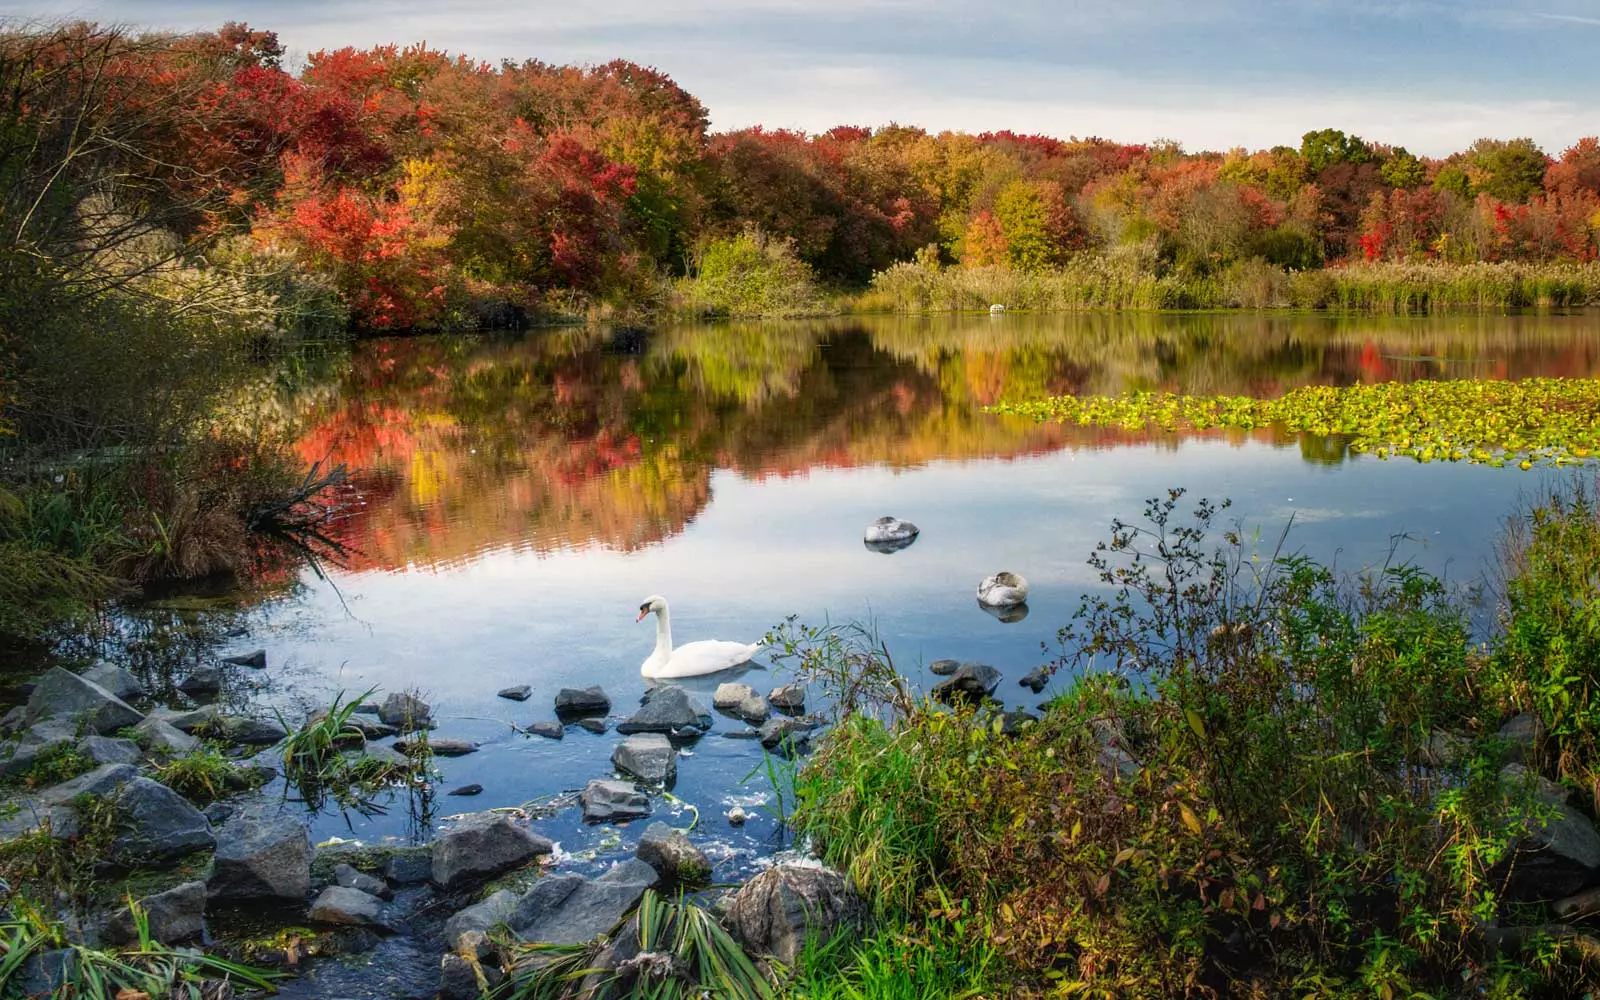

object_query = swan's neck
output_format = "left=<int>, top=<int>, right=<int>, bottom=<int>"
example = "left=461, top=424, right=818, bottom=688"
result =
left=653, top=607, right=674, bottom=660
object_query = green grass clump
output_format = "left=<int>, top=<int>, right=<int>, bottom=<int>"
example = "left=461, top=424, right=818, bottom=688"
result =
left=152, top=745, right=257, bottom=805
left=4, top=743, right=95, bottom=791
left=992, top=377, right=1600, bottom=468
left=786, top=899, right=996, bottom=1000
left=788, top=488, right=1600, bottom=998
left=277, top=688, right=426, bottom=813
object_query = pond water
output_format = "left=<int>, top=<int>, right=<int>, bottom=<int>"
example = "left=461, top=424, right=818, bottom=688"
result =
left=215, top=310, right=1600, bottom=867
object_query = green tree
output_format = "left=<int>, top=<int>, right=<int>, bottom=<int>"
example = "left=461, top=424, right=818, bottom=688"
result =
left=1381, top=147, right=1426, bottom=188
left=1468, top=138, right=1549, bottom=203
left=1300, top=128, right=1373, bottom=174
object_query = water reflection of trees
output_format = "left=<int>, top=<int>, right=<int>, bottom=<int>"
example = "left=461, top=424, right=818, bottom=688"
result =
left=289, top=312, right=1600, bottom=571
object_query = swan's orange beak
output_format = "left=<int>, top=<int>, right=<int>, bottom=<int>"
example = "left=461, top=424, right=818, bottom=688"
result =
left=635, top=609, right=648, bottom=622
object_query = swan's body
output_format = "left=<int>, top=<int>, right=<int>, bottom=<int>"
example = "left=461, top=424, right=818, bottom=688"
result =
left=977, top=571, right=1029, bottom=608
left=637, top=595, right=760, bottom=679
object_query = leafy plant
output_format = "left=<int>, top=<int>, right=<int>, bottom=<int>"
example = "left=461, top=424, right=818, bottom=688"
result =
left=152, top=745, right=254, bottom=805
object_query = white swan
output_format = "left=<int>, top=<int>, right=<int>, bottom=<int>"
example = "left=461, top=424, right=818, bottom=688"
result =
left=863, top=516, right=919, bottom=553
left=977, top=571, right=1029, bottom=608
left=636, top=595, right=760, bottom=679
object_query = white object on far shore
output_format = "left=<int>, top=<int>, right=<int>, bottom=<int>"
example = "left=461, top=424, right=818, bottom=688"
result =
left=977, top=571, right=1029, bottom=608
left=989, top=303, right=1005, bottom=314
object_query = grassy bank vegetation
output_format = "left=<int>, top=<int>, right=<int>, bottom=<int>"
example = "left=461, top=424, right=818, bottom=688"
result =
left=991, top=377, right=1600, bottom=468
left=782, top=487, right=1600, bottom=998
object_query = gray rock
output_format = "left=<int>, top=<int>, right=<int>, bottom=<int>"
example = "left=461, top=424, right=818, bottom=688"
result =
left=203, top=802, right=235, bottom=827
left=221, top=649, right=267, bottom=669
left=727, top=806, right=749, bottom=825
left=431, top=812, right=553, bottom=889
left=334, top=862, right=394, bottom=900
left=383, top=851, right=433, bottom=885
left=507, top=873, right=583, bottom=932
left=997, top=710, right=1039, bottom=737
left=395, top=736, right=477, bottom=757
left=0, top=718, right=79, bottom=778
left=448, top=784, right=484, bottom=797
left=350, top=717, right=399, bottom=740
left=616, top=687, right=711, bottom=735
left=25, top=667, right=144, bottom=734
left=758, top=717, right=817, bottom=754
left=636, top=822, right=711, bottom=884
left=378, top=692, right=433, bottom=730
left=0, top=704, right=27, bottom=733
left=439, top=953, right=502, bottom=1000
left=1502, top=763, right=1571, bottom=806
left=576, top=717, right=608, bottom=735
left=768, top=683, right=806, bottom=713
left=1500, top=713, right=1545, bottom=764
left=525, top=721, right=564, bottom=741
left=148, top=704, right=222, bottom=734
left=611, top=734, right=677, bottom=785
left=713, top=683, right=757, bottom=711
left=514, top=860, right=658, bottom=945
left=17, top=949, right=78, bottom=997
left=343, top=744, right=409, bottom=773
left=38, top=763, right=138, bottom=806
left=580, top=778, right=651, bottom=824
left=111, top=777, right=215, bottom=864
left=1417, top=729, right=1469, bottom=768
left=309, top=885, right=389, bottom=928
left=444, top=888, right=520, bottom=958
left=132, top=716, right=201, bottom=756
left=176, top=665, right=222, bottom=698
left=1501, top=800, right=1600, bottom=901
left=209, top=815, right=313, bottom=902
left=722, top=727, right=762, bottom=740
left=554, top=686, right=610, bottom=715
left=929, top=658, right=961, bottom=676
left=1018, top=666, right=1049, bottom=694
left=1098, top=745, right=1141, bottom=782
left=219, top=715, right=287, bottom=746
left=103, top=881, right=206, bottom=945
left=497, top=685, right=532, bottom=702
left=725, top=863, right=866, bottom=966
left=81, top=663, right=147, bottom=702
left=78, top=735, right=141, bottom=767
left=931, top=662, right=1002, bottom=705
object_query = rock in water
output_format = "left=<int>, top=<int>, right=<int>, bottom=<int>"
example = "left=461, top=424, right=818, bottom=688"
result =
left=513, top=860, right=659, bottom=945
left=309, top=886, right=389, bottom=929
left=444, top=889, right=521, bottom=957
left=554, top=686, right=611, bottom=715
left=497, top=685, right=532, bottom=702
left=976, top=571, right=1029, bottom=608
left=636, top=822, right=711, bottom=884
left=208, top=815, right=313, bottom=902
left=431, top=812, right=552, bottom=889
left=378, top=692, right=433, bottom=730
left=932, top=662, right=1002, bottom=706
left=1018, top=666, right=1049, bottom=693
left=863, top=516, right=919, bottom=554
left=768, top=683, right=806, bottom=713
left=448, top=783, right=484, bottom=797
left=758, top=717, right=817, bottom=755
left=725, top=864, right=866, bottom=966
left=176, top=665, right=222, bottom=698
left=221, top=649, right=267, bottom=669
left=25, top=667, right=144, bottom=734
left=334, top=862, right=394, bottom=900
left=524, top=721, right=564, bottom=740
left=616, top=687, right=711, bottom=735
left=580, top=779, right=651, bottom=824
left=712, top=683, right=756, bottom=711
left=80, top=663, right=147, bottom=702
left=611, top=734, right=677, bottom=785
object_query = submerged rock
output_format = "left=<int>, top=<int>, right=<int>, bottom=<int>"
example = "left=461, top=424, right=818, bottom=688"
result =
left=396, top=736, right=477, bottom=757
left=932, top=662, right=1002, bottom=705
left=1018, top=666, right=1050, bottom=694
left=209, top=814, right=313, bottom=902
left=221, top=649, right=267, bottom=669
left=524, top=721, right=564, bottom=741
left=725, top=864, right=866, bottom=966
left=616, top=687, right=711, bottom=735
left=611, top=733, right=676, bottom=785
left=580, top=779, right=651, bottom=824
left=431, top=812, right=553, bottom=890
left=448, top=783, right=484, bottom=797
left=576, top=717, right=608, bottom=734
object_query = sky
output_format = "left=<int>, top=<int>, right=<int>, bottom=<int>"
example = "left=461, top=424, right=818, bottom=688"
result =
left=9, top=0, right=1600, bottom=155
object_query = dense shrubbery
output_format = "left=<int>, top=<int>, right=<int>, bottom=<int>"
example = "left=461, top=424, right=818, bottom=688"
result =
left=789, top=487, right=1600, bottom=998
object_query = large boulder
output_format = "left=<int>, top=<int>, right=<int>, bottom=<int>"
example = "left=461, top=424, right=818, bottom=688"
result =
left=78, top=735, right=141, bottom=767
left=1500, top=800, right=1600, bottom=901
left=38, top=763, right=138, bottom=806
left=378, top=692, right=433, bottom=731
left=616, top=687, right=711, bottom=735
left=931, top=662, right=1002, bottom=705
left=431, top=812, right=552, bottom=890
left=725, top=864, right=866, bottom=966
left=635, top=822, right=711, bottom=884
left=80, top=663, right=147, bottom=702
left=132, top=717, right=200, bottom=756
left=580, top=779, right=651, bottom=824
left=611, top=734, right=677, bottom=785
left=513, top=859, right=658, bottom=945
left=309, top=886, right=389, bottom=929
left=555, top=686, right=611, bottom=716
left=111, top=777, right=214, bottom=864
left=1500, top=713, right=1545, bottom=765
left=25, top=667, right=143, bottom=734
left=443, top=889, right=521, bottom=959
left=103, top=881, right=206, bottom=946
left=218, top=715, right=288, bottom=746
left=0, top=718, right=80, bottom=778
left=209, top=815, right=313, bottom=902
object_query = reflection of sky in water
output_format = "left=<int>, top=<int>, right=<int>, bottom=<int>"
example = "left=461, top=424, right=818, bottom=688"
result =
left=242, top=436, right=1574, bottom=847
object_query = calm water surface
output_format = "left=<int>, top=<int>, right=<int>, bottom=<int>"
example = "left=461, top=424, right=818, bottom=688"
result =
left=220, top=311, right=1600, bottom=861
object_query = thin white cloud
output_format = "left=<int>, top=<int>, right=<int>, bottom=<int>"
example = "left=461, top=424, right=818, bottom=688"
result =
left=1530, top=10, right=1600, bottom=25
